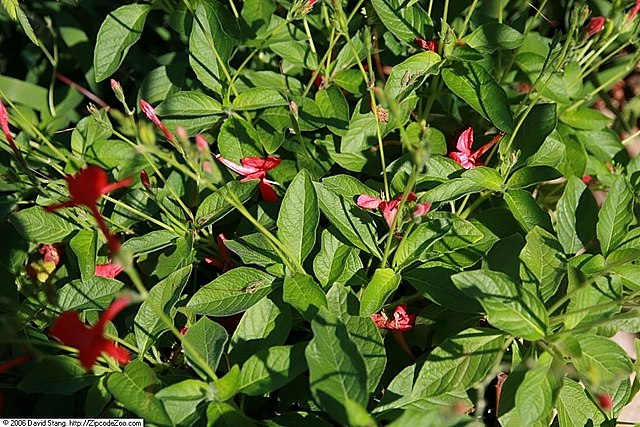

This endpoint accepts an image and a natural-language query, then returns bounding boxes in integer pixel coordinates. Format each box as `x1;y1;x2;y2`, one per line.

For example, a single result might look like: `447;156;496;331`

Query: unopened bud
176;126;188;143
584;16;605;38
376;106;388;123
140;99;174;142
140;169;151;189
195;135;208;153
595;393;612;411
110;79;125;101
203;161;213;174
289;100;299;120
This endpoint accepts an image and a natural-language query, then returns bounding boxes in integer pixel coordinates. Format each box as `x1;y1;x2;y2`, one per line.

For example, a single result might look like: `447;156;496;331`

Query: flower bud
110;79;125;102
584;16;605;38
140;169;151;189
195;135;208;153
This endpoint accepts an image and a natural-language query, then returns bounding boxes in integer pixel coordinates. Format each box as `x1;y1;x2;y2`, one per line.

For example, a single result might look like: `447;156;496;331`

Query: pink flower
50;296;131;371
39;244;61;266
0;99;20;157
140;99;173;142
370;305;417;331
215;155;281;202
204;234;233;271
357;192;431;228
628;0;640;21
415;37;438;52
95;263;124;279
449;128;503;169
584;16;605;38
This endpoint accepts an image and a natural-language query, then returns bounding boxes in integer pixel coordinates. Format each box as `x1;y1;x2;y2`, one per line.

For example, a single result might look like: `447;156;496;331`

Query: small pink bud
176;126;188;142
0;100;19;156
202;161;213;174
140;99;174;142
110;79;124;102
195;135;208;152
289;100;298;119
376;106;388;123
628;0;640;21
584;16;605;38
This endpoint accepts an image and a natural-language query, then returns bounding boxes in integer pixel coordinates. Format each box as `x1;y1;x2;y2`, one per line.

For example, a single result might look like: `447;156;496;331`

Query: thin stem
622;129;640;145
383;165;419;268
303;17;317;54
460;0;480;37
101;195;179;233
55;73;109;109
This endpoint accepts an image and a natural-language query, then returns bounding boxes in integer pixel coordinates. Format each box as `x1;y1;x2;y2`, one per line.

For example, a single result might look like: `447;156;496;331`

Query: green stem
101;195;180;233
383;165;419;268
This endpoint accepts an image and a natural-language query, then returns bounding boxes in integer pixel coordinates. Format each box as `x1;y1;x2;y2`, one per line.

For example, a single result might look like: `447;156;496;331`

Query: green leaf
156;91;223;135
16;5;39;47
206;401;255;427
371;0;432;43
442;61;514;133
385;51;441;100
156;379;209;426
189;1;239;93
239;343;308;396
320;174;377;201
120;230;179;257
225;232;281;268
106;360;171;426
519;226;566;302
71;110;112;157
278;170;319;264
305;309;368;425
86;139;139;170
134;265;192;355
462;167;504;191
314;183;382;259
340;105;377;153
187;267;275;316
404;263;483;313
218;117;263;163
11;206;79;243
504;189;553;233
359;268;401;316
506;166;561;189
228;296;291;365
393;219;451;269
196;181;258;228
498;352;563;426
597;175;634;257
572;333;633;393
184;317;229;379
93;4;151;82
507;104;557;163
556;378;607;427
57;277;124;312
284;273;327;320
233;87;288;111
560;108;611;130
210;365;241;403
313;229;365;287
18;356;96;395
423;178;486;203
315;86;349;136
68;230;97;281
463;23;524;53
452;270;549;340
412;328;505;397
1;0;18;20
556;176;598;254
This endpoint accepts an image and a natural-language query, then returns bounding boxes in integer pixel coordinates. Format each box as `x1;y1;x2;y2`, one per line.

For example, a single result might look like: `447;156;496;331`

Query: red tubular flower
95;263;124;279
50;296;131;371
449;128;504;169
371;305;417;359
140;99;173;142
357;192;431;228
204;233;233;271
628;0;640;21
215;154;281;202
0;99;20;157
584;16;606;38
415;37;438;52
45;166;133;254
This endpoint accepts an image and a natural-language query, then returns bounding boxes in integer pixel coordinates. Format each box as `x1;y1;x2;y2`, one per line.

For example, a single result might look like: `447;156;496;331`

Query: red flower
0;99;20;157
415;37;438;52
140;99;173;142
50;296;131;370
628;0;640;21
204;233;234;271
45;166;132;254
215;155;281;202
39;244;61;266
95;263;124;279
357;192;431;228
584;16;606;38
449;128;503;169
371;305;417;331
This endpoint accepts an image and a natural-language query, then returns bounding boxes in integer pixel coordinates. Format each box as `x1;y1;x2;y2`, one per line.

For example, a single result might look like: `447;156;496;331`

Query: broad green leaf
442;61;514;133
93;4;151;82
385;51;441;100
320;174;377;201
86;139;139;170
18;356;95;395
189;1;239;93
462;167;504;191
314;183;382;259
138;64;185;106
340;106;377;153
393;219;451;269
560;108;611;130
412;328;505;397
156;379;209;427
305;309;368;425
519;226;566;302
187;267;275;316
239;343;307;396
233;87;288;111
68;230;97;281
0;75;48;112
507;104;557;163
597;175;634;257
404;263;482;313
371;0;432;43
196;181;258;228
71;109;112;156
225;232;281;268
184;317;229;379
11;206;78;243
1;0;18;20
134;265;192;355
283;273;327;320
423;178;486;203
572;333;632;393
315;86;349;136
452;270;548;340
218;117;263;163
504;189;553;233
506;166;561;189
463;23;524;53
270;40;318;69
57;277;124;312
206;401;255;427
556;176;598;254
120;230;179;256
278;170;319;264
156;91;223;135
210;365;241;403
498;352;563;426
359;268;401;316
229;296;291;365
85;377;111;417
579;129;627;162
313;228;365;287
556;378;606;427
333;69;366;95
106;360;171;426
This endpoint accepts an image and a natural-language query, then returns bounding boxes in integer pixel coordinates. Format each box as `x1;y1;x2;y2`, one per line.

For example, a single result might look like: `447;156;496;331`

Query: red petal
66;166;109;207
95;263;124;279
382;203;399;228
455;128;474;154
258;179;279;202
413;202;431;218
449;151;475;169
50;311;96;350
101;341;131;365
370;313;389;329
96;296;130;331
241;156;281;171
356;194;383;209
216;154;258;176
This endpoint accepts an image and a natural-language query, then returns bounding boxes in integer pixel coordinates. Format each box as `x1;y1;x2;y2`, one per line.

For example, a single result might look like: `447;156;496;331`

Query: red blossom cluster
449;128;504;169
370;305;417;331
